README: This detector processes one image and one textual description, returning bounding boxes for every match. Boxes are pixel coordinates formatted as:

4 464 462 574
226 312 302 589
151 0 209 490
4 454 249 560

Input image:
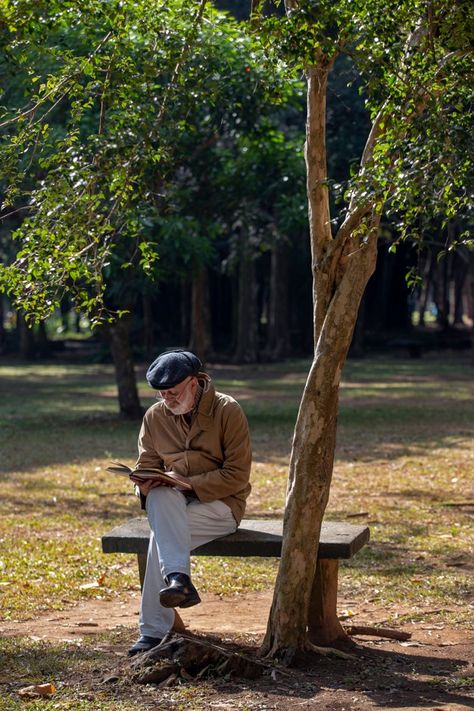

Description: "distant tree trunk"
142 294 155 355
418 249 435 327
434 246 451 330
180 279 190 346
453 251 468 325
37 321 49 357
103 315 143 419
189 266 213 361
60 296 70 332
265 241 291 360
17 310 36 359
233 237 259 363
350 294 366 357
0 296 5 354
469 253 474 361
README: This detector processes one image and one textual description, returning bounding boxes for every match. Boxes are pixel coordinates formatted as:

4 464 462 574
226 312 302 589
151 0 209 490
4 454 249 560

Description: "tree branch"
305 59 334 262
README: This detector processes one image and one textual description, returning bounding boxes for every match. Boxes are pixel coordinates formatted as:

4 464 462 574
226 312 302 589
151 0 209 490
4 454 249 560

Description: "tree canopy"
0 0 301 323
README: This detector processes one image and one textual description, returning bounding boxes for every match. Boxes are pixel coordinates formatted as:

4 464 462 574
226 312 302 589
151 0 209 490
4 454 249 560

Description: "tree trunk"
434 248 451 330
260 231 377 660
180 279 190 346
0 296 6 354
260 60 379 662
103 315 143 419
418 249 435 327
36 321 50 357
189 266 213 362
350 294 366 357
469 253 474 362
233 237 259 363
453 251 468 325
142 294 155 356
17 310 36 359
265 241 291 360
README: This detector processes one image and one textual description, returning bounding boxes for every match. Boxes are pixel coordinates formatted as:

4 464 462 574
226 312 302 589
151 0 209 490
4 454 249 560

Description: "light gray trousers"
139 487 237 638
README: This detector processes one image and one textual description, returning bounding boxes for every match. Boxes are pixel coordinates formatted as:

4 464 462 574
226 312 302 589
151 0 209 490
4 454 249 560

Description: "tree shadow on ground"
287 642 474 709
204 638 474 709
1 408 471 474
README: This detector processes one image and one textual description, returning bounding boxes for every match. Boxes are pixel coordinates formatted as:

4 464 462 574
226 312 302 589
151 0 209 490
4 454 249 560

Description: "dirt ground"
2 590 474 710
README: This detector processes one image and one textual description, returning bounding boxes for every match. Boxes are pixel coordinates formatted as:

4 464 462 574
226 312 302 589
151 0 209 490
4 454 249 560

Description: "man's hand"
130 476 173 497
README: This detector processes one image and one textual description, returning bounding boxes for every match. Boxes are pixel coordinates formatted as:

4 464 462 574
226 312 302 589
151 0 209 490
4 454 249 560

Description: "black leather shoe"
160 572 201 609
127 635 162 657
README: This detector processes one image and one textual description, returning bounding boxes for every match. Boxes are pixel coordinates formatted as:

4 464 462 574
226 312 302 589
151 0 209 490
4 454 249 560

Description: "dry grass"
1 352 473 709
1 353 472 628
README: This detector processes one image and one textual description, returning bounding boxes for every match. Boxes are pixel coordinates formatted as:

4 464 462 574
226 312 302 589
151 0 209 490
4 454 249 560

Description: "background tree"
0 0 300 410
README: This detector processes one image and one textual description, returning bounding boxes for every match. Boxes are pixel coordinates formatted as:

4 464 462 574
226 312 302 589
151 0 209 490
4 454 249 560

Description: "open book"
106 461 193 490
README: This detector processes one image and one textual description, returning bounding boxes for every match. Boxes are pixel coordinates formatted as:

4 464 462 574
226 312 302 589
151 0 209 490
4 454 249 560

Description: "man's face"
159 376 197 415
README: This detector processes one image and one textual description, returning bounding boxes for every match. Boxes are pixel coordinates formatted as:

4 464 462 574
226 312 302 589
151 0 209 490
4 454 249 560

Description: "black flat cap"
146 349 202 390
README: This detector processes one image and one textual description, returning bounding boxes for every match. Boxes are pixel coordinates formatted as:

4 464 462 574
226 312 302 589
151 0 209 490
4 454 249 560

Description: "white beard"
163 387 195 415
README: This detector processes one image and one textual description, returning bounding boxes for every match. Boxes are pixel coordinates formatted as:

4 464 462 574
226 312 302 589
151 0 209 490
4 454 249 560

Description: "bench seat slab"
102 517 369 559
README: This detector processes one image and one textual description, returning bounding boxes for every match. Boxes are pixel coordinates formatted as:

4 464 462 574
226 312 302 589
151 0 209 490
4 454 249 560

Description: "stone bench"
102 517 370 645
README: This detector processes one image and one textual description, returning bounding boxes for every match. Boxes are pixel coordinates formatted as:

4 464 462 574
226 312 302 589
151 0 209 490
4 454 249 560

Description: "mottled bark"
260 226 378 659
260 61 379 661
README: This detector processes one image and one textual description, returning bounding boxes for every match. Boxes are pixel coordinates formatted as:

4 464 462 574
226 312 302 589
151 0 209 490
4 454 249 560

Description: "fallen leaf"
18 683 56 698
340 609 356 619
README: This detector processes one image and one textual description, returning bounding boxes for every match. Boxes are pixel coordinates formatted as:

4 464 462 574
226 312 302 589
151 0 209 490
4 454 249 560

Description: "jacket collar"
193 373 214 429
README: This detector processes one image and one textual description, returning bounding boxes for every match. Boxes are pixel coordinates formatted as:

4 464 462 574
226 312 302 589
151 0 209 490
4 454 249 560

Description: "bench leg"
136 552 186 633
307 558 350 647
137 553 147 591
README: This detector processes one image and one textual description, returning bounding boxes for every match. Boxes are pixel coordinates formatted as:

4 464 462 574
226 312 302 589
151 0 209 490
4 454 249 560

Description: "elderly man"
128 349 252 656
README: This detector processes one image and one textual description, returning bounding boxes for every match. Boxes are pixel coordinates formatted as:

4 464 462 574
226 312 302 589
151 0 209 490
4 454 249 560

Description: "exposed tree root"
306 642 356 660
128 631 361 687
129 632 286 685
345 625 412 641
260 635 359 666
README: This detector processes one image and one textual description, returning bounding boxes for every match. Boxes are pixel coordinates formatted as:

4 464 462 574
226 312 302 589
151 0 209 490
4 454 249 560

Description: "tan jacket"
136 374 252 524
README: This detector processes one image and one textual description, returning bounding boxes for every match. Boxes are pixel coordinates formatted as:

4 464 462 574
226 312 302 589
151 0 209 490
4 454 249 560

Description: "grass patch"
0 633 187 710
1 353 473 629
